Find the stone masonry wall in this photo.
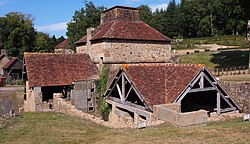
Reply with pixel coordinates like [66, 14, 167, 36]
[101, 7, 139, 24]
[220, 81, 250, 113]
[77, 40, 172, 63]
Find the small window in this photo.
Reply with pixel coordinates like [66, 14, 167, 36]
[91, 88, 95, 93]
[100, 57, 103, 61]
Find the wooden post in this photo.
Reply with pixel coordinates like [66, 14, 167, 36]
[217, 92, 221, 115]
[122, 73, 125, 100]
[200, 74, 204, 88]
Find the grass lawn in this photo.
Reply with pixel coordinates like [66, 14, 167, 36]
[179, 50, 249, 69]
[0, 112, 250, 144]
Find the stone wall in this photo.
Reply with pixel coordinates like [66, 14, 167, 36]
[77, 40, 172, 64]
[24, 82, 52, 112]
[101, 7, 139, 24]
[220, 81, 250, 113]
[153, 104, 208, 127]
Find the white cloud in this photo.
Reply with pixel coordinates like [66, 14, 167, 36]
[0, 0, 8, 6]
[123, 0, 141, 4]
[35, 22, 67, 32]
[150, 3, 168, 12]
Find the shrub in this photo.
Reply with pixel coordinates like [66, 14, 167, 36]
[95, 66, 111, 121]
[194, 50, 200, 53]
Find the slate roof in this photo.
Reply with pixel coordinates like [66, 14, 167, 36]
[24, 53, 99, 87]
[54, 39, 71, 49]
[121, 63, 204, 108]
[3, 57, 22, 70]
[90, 21, 171, 42]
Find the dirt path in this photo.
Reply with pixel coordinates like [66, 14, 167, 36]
[176, 44, 245, 55]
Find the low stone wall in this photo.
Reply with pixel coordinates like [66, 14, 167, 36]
[220, 81, 250, 113]
[53, 93, 135, 128]
[153, 104, 208, 127]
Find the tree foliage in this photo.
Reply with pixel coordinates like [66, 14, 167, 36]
[0, 12, 65, 59]
[66, 1, 105, 44]
[137, 0, 249, 38]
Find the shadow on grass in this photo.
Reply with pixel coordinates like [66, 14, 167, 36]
[211, 50, 249, 69]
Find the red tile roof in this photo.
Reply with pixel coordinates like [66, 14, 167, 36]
[24, 53, 99, 87]
[54, 39, 71, 49]
[122, 63, 204, 108]
[90, 21, 171, 42]
[3, 57, 21, 69]
[74, 36, 87, 45]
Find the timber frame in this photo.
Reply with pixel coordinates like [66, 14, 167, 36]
[174, 67, 240, 115]
[104, 68, 152, 112]
[105, 66, 240, 115]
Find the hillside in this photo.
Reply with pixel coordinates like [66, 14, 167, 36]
[0, 112, 250, 144]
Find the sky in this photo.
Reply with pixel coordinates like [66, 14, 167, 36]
[0, 0, 178, 38]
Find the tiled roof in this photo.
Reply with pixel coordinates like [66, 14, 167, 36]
[0, 54, 6, 60]
[90, 21, 172, 42]
[3, 57, 21, 69]
[24, 53, 99, 87]
[122, 63, 203, 108]
[54, 39, 71, 49]
[74, 36, 87, 45]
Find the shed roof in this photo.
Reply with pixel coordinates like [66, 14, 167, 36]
[90, 21, 171, 42]
[74, 36, 87, 45]
[54, 39, 71, 49]
[24, 53, 99, 87]
[3, 57, 22, 70]
[121, 63, 203, 107]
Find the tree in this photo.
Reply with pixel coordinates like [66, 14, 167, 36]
[66, 1, 105, 44]
[0, 12, 36, 59]
[34, 32, 54, 53]
[138, 5, 152, 25]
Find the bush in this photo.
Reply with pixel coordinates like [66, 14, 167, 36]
[194, 50, 200, 53]
[204, 49, 210, 52]
[95, 66, 111, 121]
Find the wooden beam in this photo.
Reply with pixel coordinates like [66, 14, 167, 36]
[220, 107, 237, 113]
[190, 72, 203, 87]
[122, 73, 125, 98]
[217, 92, 221, 115]
[116, 84, 124, 101]
[175, 87, 191, 104]
[200, 73, 204, 88]
[106, 73, 122, 97]
[188, 87, 216, 93]
[125, 86, 133, 100]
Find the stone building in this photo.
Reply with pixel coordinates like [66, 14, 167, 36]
[105, 63, 240, 127]
[75, 6, 172, 64]
[23, 53, 99, 112]
[54, 39, 74, 54]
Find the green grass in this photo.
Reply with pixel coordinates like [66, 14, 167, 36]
[181, 35, 248, 46]
[179, 50, 249, 69]
[0, 112, 250, 144]
[173, 35, 250, 50]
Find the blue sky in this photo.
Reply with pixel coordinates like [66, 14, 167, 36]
[0, 0, 178, 38]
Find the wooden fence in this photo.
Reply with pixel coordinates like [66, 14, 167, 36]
[209, 66, 249, 76]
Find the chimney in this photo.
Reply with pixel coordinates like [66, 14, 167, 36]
[1, 49, 7, 56]
[86, 27, 98, 45]
[101, 6, 140, 24]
